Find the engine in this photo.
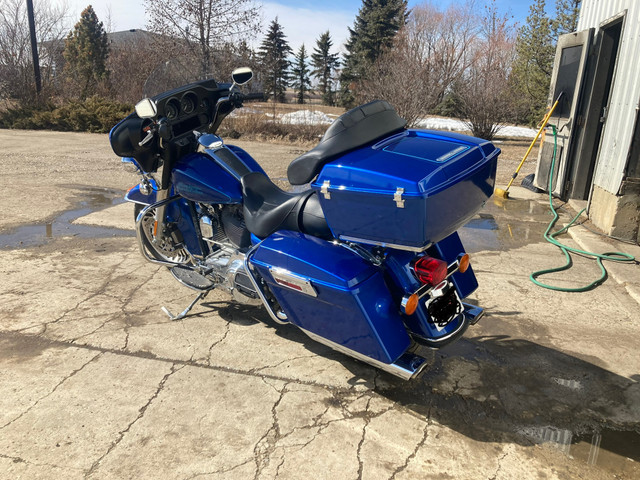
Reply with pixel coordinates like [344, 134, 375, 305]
[197, 204, 260, 306]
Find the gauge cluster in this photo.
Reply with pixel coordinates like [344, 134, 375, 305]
[152, 79, 230, 139]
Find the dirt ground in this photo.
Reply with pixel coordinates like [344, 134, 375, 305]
[0, 129, 638, 479]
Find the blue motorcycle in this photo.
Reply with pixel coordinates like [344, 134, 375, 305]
[109, 68, 500, 380]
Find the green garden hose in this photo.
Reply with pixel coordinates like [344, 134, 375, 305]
[529, 125, 636, 292]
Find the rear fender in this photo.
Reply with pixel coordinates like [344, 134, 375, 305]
[384, 232, 478, 343]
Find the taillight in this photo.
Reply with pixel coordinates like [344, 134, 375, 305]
[412, 256, 448, 287]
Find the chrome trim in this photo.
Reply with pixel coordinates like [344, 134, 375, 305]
[394, 187, 405, 208]
[333, 241, 382, 266]
[419, 313, 469, 344]
[197, 133, 224, 150]
[400, 296, 414, 314]
[136, 196, 194, 268]
[338, 235, 430, 253]
[400, 254, 471, 306]
[300, 328, 428, 380]
[168, 268, 213, 292]
[161, 290, 209, 321]
[269, 267, 317, 297]
[243, 243, 289, 325]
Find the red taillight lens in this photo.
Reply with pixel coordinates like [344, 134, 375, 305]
[412, 256, 448, 286]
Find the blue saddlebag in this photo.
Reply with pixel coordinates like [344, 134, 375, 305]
[249, 231, 411, 364]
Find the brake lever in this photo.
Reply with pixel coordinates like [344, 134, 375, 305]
[139, 129, 155, 146]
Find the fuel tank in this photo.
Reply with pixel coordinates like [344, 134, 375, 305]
[172, 146, 265, 204]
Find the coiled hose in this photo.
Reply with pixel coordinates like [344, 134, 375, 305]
[529, 125, 636, 291]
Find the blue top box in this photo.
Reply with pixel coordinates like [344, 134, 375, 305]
[311, 129, 500, 251]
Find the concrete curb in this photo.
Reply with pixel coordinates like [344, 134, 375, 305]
[568, 225, 640, 306]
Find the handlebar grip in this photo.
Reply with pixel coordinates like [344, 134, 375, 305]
[243, 92, 265, 101]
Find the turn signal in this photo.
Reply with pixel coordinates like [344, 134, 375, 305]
[401, 293, 419, 315]
[412, 256, 448, 287]
[458, 253, 470, 273]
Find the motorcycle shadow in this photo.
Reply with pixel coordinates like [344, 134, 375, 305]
[374, 335, 640, 463]
[195, 301, 639, 464]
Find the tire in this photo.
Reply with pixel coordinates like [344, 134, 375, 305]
[134, 203, 190, 264]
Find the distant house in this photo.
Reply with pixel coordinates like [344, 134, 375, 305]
[107, 29, 167, 48]
[534, 0, 640, 243]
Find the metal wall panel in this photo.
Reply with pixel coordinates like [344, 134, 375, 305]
[577, 0, 640, 193]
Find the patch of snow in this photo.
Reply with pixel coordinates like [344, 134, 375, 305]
[497, 125, 538, 138]
[279, 110, 334, 125]
[416, 117, 537, 138]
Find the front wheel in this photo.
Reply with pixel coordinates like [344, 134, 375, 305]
[134, 203, 190, 264]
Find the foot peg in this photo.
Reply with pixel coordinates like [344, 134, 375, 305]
[162, 291, 209, 321]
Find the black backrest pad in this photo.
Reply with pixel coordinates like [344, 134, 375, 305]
[286, 100, 407, 185]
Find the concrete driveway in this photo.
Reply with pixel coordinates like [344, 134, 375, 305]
[0, 130, 639, 479]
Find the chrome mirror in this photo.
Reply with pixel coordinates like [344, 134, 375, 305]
[135, 98, 158, 119]
[231, 67, 253, 86]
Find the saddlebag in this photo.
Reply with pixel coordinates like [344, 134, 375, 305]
[248, 231, 411, 364]
[312, 129, 500, 251]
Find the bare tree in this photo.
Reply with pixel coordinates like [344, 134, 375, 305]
[358, 2, 478, 126]
[0, 0, 68, 103]
[106, 32, 172, 103]
[144, 0, 262, 79]
[457, 3, 517, 139]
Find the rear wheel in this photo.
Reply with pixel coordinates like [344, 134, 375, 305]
[134, 203, 190, 264]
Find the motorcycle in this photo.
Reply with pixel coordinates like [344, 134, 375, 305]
[109, 67, 500, 380]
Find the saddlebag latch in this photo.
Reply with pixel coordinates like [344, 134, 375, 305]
[321, 180, 331, 200]
[394, 188, 405, 208]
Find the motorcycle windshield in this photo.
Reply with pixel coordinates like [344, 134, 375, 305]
[143, 57, 215, 99]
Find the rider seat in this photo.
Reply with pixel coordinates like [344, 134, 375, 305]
[287, 100, 407, 185]
[241, 172, 331, 239]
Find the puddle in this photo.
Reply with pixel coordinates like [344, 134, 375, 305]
[465, 214, 499, 231]
[519, 425, 640, 469]
[0, 187, 133, 249]
[459, 197, 561, 253]
[373, 336, 640, 476]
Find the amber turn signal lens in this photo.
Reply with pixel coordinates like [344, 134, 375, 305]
[458, 254, 470, 273]
[402, 294, 420, 316]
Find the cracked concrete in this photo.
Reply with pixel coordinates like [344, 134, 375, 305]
[1, 130, 639, 479]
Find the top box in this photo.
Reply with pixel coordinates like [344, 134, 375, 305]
[311, 129, 500, 251]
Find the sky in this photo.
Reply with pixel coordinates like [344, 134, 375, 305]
[61, 0, 535, 54]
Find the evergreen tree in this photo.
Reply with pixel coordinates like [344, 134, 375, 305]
[63, 5, 109, 99]
[291, 44, 312, 104]
[259, 18, 292, 103]
[339, 0, 408, 107]
[311, 31, 340, 106]
[552, 0, 581, 37]
[510, 0, 555, 124]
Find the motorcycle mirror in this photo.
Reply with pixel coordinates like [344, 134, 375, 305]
[231, 67, 253, 86]
[135, 98, 158, 119]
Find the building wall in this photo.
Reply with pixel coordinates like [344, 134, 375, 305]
[578, 0, 640, 194]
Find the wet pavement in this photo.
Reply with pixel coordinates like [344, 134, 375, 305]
[0, 186, 133, 249]
[1, 135, 639, 478]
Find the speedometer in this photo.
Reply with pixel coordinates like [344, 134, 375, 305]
[165, 99, 180, 119]
[181, 95, 196, 114]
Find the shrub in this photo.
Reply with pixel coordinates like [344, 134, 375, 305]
[218, 111, 326, 145]
[0, 97, 133, 133]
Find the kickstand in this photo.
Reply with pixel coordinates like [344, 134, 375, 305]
[161, 290, 210, 321]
